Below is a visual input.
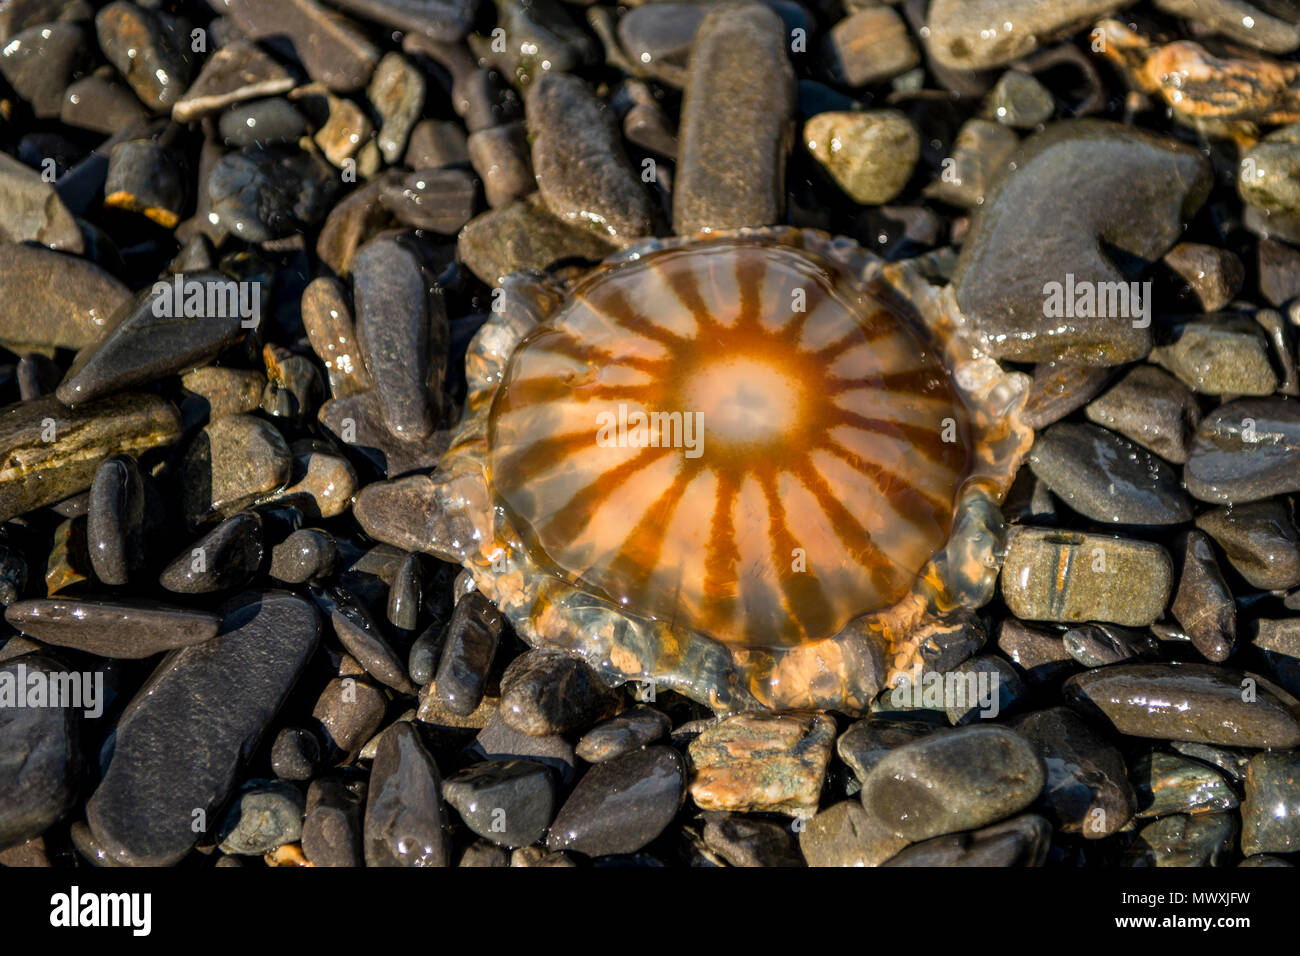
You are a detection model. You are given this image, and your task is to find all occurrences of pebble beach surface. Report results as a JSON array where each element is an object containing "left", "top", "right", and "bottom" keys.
[{"left": 1, "top": 0, "right": 1300, "bottom": 871}]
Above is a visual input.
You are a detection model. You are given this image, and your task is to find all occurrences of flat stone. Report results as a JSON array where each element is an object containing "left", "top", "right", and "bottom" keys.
[
  {"left": 313, "top": 586, "right": 416, "bottom": 695},
  {"left": 1185, "top": 398, "right": 1300, "bottom": 504},
  {"left": 1151, "top": 317, "right": 1277, "bottom": 396},
  {"left": 363, "top": 722, "right": 450, "bottom": 866},
  {"left": 1196, "top": 500, "right": 1300, "bottom": 590},
  {"left": 216, "top": 0, "right": 380, "bottom": 93},
  {"left": 1156, "top": 0, "right": 1300, "bottom": 52},
  {"left": 1027, "top": 422, "right": 1192, "bottom": 525},
  {"left": 527, "top": 71, "right": 655, "bottom": 242},
  {"left": 674, "top": 3, "right": 794, "bottom": 235},
  {"left": 443, "top": 759, "right": 557, "bottom": 848},
  {"left": 56, "top": 274, "right": 254, "bottom": 407},
  {"left": 0, "top": 394, "right": 180, "bottom": 522},
  {"left": 5, "top": 599, "right": 220, "bottom": 658},
  {"left": 953, "top": 120, "right": 1211, "bottom": 365},
  {"left": 1084, "top": 364, "right": 1199, "bottom": 464},
  {"left": 319, "top": 391, "right": 452, "bottom": 478},
  {"left": 352, "top": 238, "right": 435, "bottom": 441},
  {"left": 1000, "top": 526, "right": 1174, "bottom": 626},
  {"left": 172, "top": 39, "right": 296, "bottom": 123},
  {"left": 0, "top": 153, "right": 83, "bottom": 252},
  {"left": 181, "top": 367, "right": 265, "bottom": 424},
  {"left": 85, "top": 591, "right": 320, "bottom": 866},
  {"left": 927, "top": 0, "right": 1132, "bottom": 70},
  {"left": 687, "top": 713, "right": 835, "bottom": 817},
  {"left": 1064, "top": 663, "right": 1300, "bottom": 748},
  {"left": 824, "top": 6, "right": 919, "bottom": 86},
  {"left": 457, "top": 196, "right": 617, "bottom": 286},
  {"left": 271, "top": 726, "right": 322, "bottom": 781},
  {"left": 475, "top": 0, "right": 596, "bottom": 87},
  {"left": 546, "top": 746, "right": 683, "bottom": 857},
  {"left": 859, "top": 725, "right": 1045, "bottom": 842},
  {"left": 0, "top": 654, "right": 80, "bottom": 848}
]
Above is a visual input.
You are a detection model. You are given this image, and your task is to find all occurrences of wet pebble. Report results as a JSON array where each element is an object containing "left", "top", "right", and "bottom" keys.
[
  {"left": 575, "top": 705, "right": 671, "bottom": 763},
  {"left": 86, "top": 591, "right": 320, "bottom": 865},
  {"left": 546, "top": 745, "right": 684, "bottom": 857},
  {"left": 95, "top": 1, "right": 195, "bottom": 112},
  {"left": 673, "top": 3, "right": 794, "bottom": 235},
  {"left": 1084, "top": 365, "right": 1199, "bottom": 464},
  {"left": 1196, "top": 499, "right": 1300, "bottom": 590},
  {"left": 798, "top": 799, "right": 908, "bottom": 867},
  {"left": 1132, "top": 752, "right": 1238, "bottom": 818},
  {"left": 858, "top": 725, "right": 1045, "bottom": 842},
  {"left": 160, "top": 512, "right": 263, "bottom": 594},
  {"left": 217, "top": 779, "right": 305, "bottom": 855},
  {"left": 1241, "top": 749, "right": 1300, "bottom": 855},
  {"left": 1127, "top": 812, "right": 1237, "bottom": 866},
  {"left": 86, "top": 453, "right": 144, "bottom": 586},
  {"left": 1151, "top": 317, "right": 1277, "bottom": 396},
  {"left": 1011, "top": 707, "right": 1135, "bottom": 838},
  {"left": 1186, "top": 398, "right": 1300, "bottom": 504},
  {"left": 0, "top": 655, "right": 81, "bottom": 848},
  {"left": 434, "top": 591, "right": 502, "bottom": 716},
  {"left": 499, "top": 649, "right": 620, "bottom": 738},
  {"left": 5, "top": 599, "right": 220, "bottom": 658},
  {"left": 1064, "top": 663, "right": 1300, "bottom": 749},
  {"left": 823, "top": 6, "right": 919, "bottom": 87},
  {"left": 804, "top": 110, "right": 919, "bottom": 205},
  {"left": 1027, "top": 422, "right": 1191, "bottom": 525},
  {"left": 882, "top": 814, "right": 1053, "bottom": 866},
  {"left": 442, "top": 759, "right": 556, "bottom": 848},
  {"left": 363, "top": 722, "right": 450, "bottom": 866},
  {"left": 172, "top": 39, "right": 295, "bottom": 123},
  {"left": 687, "top": 713, "right": 835, "bottom": 817},
  {"left": 1000, "top": 527, "right": 1174, "bottom": 627},
  {"left": 702, "top": 815, "right": 803, "bottom": 868},
  {"left": 179, "top": 415, "right": 290, "bottom": 527}
]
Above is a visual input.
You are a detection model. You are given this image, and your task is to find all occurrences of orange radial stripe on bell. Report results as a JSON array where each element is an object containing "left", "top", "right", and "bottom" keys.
[{"left": 487, "top": 240, "right": 973, "bottom": 649}]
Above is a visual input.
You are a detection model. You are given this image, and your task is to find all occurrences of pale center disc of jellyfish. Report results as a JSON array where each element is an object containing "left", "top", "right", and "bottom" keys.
[{"left": 682, "top": 356, "right": 804, "bottom": 447}]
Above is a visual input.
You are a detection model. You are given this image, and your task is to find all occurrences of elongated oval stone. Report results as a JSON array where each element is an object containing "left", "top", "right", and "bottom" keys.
[
  {"left": 0, "top": 394, "right": 181, "bottom": 522},
  {"left": 86, "top": 591, "right": 320, "bottom": 866}
]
